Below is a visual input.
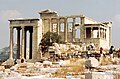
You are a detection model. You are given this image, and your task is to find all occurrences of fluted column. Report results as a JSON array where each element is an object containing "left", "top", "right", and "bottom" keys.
[
  {"left": 49, "top": 18, "right": 52, "bottom": 32},
  {"left": 72, "top": 18, "right": 75, "bottom": 42},
  {"left": 105, "top": 29, "right": 106, "bottom": 39},
  {"left": 98, "top": 27, "right": 100, "bottom": 38},
  {"left": 85, "top": 27, "right": 86, "bottom": 38},
  {"left": 24, "top": 29, "right": 27, "bottom": 59},
  {"left": 64, "top": 18, "right": 68, "bottom": 42},
  {"left": 57, "top": 18, "right": 60, "bottom": 35},
  {"left": 103, "top": 29, "right": 106, "bottom": 39},
  {"left": 21, "top": 27, "right": 25, "bottom": 59},
  {"left": 91, "top": 27, "right": 93, "bottom": 38},
  {"left": 9, "top": 27, "right": 14, "bottom": 59},
  {"left": 16, "top": 28, "right": 20, "bottom": 59},
  {"left": 109, "top": 27, "right": 112, "bottom": 47}
]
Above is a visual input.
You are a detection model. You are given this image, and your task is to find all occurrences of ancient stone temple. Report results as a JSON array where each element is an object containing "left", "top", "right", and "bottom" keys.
[
  {"left": 39, "top": 9, "right": 112, "bottom": 49},
  {"left": 6, "top": 9, "right": 112, "bottom": 63},
  {"left": 5, "top": 18, "right": 42, "bottom": 64}
]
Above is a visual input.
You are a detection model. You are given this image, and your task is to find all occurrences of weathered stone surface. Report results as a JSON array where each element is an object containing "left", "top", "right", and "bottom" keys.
[
  {"left": 85, "top": 57, "right": 99, "bottom": 68},
  {"left": 8, "top": 10, "right": 112, "bottom": 62},
  {"left": 2, "top": 59, "right": 14, "bottom": 66},
  {"left": 0, "top": 66, "right": 5, "bottom": 71}
]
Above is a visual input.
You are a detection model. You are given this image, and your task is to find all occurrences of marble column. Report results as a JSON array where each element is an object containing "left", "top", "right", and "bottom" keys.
[
  {"left": 21, "top": 27, "right": 25, "bottom": 59},
  {"left": 91, "top": 27, "right": 93, "bottom": 38},
  {"left": 24, "top": 29, "right": 27, "bottom": 59},
  {"left": 49, "top": 18, "right": 52, "bottom": 32},
  {"left": 72, "top": 18, "right": 75, "bottom": 42},
  {"left": 16, "top": 28, "right": 20, "bottom": 59},
  {"left": 103, "top": 29, "right": 106, "bottom": 39},
  {"left": 57, "top": 18, "right": 60, "bottom": 35},
  {"left": 105, "top": 29, "right": 106, "bottom": 39},
  {"left": 64, "top": 18, "right": 68, "bottom": 42},
  {"left": 85, "top": 27, "right": 86, "bottom": 38},
  {"left": 9, "top": 27, "right": 14, "bottom": 59},
  {"left": 109, "top": 27, "right": 112, "bottom": 47},
  {"left": 98, "top": 27, "right": 100, "bottom": 38}
]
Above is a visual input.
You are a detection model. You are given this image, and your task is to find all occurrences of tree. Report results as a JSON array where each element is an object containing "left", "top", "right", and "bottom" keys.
[{"left": 40, "top": 31, "right": 62, "bottom": 52}]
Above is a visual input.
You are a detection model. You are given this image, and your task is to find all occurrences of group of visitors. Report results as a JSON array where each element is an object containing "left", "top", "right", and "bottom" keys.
[
  {"left": 86, "top": 43, "right": 115, "bottom": 59},
  {"left": 99, "top": 46, "right": 115, "bottom": 58}
]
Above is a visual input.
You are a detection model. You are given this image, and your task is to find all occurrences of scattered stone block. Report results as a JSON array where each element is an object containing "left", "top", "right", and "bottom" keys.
[{"left": 0, "top": 66, "right": 5, "bottom": 71}]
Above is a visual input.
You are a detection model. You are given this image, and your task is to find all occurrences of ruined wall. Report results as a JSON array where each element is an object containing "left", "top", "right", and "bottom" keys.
[
  {"left": 38, "top": 19, "right": 43, "bottom": 46},
  {"left": 42, "top": 19, "right": 50, "bottom": 34}
]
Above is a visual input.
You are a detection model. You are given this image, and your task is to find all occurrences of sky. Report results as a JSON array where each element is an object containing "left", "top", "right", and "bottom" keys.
[{"left": 0, "top": 0, "right": 120, "bottom": 48}]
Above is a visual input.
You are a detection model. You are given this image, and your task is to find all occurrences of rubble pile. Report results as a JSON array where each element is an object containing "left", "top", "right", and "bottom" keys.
[{"left": 1, "top": 44, "right": 120, "bottom": 79}]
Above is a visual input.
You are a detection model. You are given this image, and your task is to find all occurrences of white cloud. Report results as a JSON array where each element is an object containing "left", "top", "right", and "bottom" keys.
[
  {"left": 0, "top": 10, "right": 21, "bottom": 21},
  {"left": 0, "top": 10, "right": 22, "bottom": 48}
]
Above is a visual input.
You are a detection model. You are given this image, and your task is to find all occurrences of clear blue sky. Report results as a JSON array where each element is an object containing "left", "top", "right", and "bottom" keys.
[{"left": 0, "top": 0, "right": 120, "bottom": 48}]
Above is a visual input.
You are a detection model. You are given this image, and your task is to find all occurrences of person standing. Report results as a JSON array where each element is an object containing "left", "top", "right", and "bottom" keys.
[
  {"left": 109, "top": 46, "right": 115, "bottom": 58},
  {"left": 100, "top": 47, "right": 103, "bottom": 54}
]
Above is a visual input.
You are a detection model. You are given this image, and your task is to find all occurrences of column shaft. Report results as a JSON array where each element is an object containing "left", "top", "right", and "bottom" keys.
[
  {"left": 72, "top": 18, "right": 75, "bottom": 42},
  {"left": 64, "top": 18, "right": 68, "bottom": 42},
  {"left": 21, "top": 27, "right": 25, "bottom": 59},
  {"left": 57, "top": 18, "right": 60, "bottom": 35},
  {"left": 49, "top": 18, "right": 52, "bottom": 32},
  {"left": 98, "top": 27, "right": 100, "bottom": 38},
  {"left": 85, "top": 27, "right": 86, "bottom": 38},
  {"left": 91, "top": 28, "right": 93, "bottom": 38},
  {"left": 24, "top": 29, "right": 27, "bottom": 59},
  {"left": 9, "top": 27, "right": 14, "bottom": 59}
]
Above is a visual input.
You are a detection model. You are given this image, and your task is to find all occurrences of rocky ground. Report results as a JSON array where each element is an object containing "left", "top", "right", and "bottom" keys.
[{"left": 0, "top": 55, "right": 120, "bottom": 79}]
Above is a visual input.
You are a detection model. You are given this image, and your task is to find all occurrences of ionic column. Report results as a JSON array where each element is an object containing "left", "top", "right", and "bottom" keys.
[
  {"left": 103, "top": 29, "right": 106, "bottom": 39},
  {"left": 72, "top": 18, "right": 75, "bottom": 42},
  {"left": 64, "top": 18, "right": 68, "bottom": 42},
  {"left": 85, "top": 27, "right": 86, "bottom": 38},
  {"left": 105, "top": 29, "right": 106, "bottom": 39},
  {"left": 109, "top": 27, "right": 112, "bottom": 47},
  {"left": 49, "top": 18, "right": 52, "bottom": 32},
  {"left": 9, "top": 27, "right": 14, "bottom": 59},
  {"left": 91, "top": 27, "right": 93, "bottom": 38},
  {"left": 98, "top": 27, "right": 100, "bottom": 38},
  {"left": 24, "top": 29, "right": 27, "bottom": 59},
  {"left": 57, "top": 18, "right": 60, "bottom": 35},
  {"left": 16, "top": 28, "right": 20, "bottom": 59},
  {"left": 21, "top": 27, "right": 25, "bottom": 59}
]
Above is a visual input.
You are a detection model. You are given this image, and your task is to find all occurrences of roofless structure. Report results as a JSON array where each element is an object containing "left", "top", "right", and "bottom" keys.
[{"left": 5, "top": 9, "right": 112, "bottom": 64}]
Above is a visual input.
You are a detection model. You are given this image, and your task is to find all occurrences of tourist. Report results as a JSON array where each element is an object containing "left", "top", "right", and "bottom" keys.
[
  {"left": 100, "top": 47, "right": 103, "bottom": 54},
  {"left": 109, "top": 46, "right": 115, "bottom": 58}
]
